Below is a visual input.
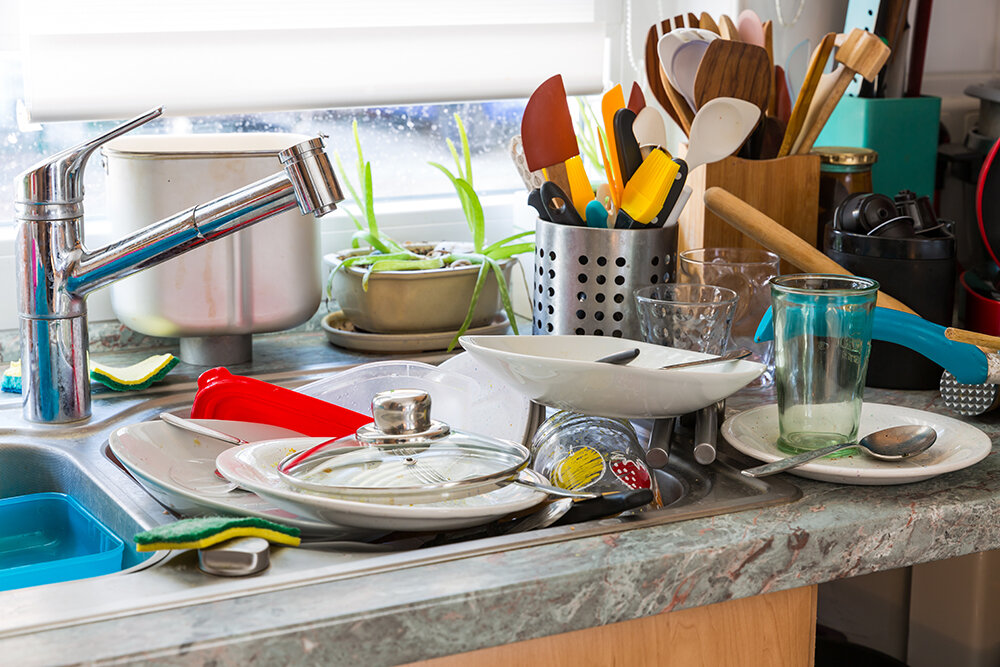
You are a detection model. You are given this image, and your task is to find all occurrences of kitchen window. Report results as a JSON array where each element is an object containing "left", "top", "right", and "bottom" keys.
[{"left": 0, "top": 0, "right": 627, "bottom": 328}]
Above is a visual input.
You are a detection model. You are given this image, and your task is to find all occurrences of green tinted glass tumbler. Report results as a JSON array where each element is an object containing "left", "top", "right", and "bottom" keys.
[{"left": 771, "top": 274, "right": 879, "bottom": 455}]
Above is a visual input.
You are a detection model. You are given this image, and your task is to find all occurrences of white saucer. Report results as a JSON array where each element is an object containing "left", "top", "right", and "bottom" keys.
[
  {"left": 321, "top": 311, "right": 510, "bottom": 353},
  {"left": 215, "top": 438, "right": 549, "bottom": 532},
  {"left": 721, "top": 403, "right": 991, "bottom": 485},
  {"left": 109, "top": 418, "right": 375, "bottom": 537}
]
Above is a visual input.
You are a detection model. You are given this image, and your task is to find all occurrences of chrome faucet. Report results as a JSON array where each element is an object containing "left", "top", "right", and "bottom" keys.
[{"left": 14, "top": 107, "right": 344, "bottom": 423}]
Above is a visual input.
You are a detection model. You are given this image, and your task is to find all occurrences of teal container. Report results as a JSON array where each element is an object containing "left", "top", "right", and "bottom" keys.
[
  {"left": 0, "top": 492, "right": 125, "bottom": 591},
  {"left": 815, "top": 96, "right": 941, "bottom": 197}
]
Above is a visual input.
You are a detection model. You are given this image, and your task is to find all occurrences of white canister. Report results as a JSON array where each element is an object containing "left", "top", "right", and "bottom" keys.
[{"left": 102, "top": 133, "right": 321, "bottom": 361}]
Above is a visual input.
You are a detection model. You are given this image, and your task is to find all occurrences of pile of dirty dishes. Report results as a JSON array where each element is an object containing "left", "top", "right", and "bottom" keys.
[{"left": 110, "top": 355, "right": 546, "bottom": 536}]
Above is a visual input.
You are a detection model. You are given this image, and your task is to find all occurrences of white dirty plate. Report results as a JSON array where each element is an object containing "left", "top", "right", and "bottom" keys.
[
  {"left": 459, "top": 334, "right": 764, "bottom": 418},
  {"left": 215, "top": 438, "right": 549, "bottom": 532},
  {"left": 109, "top": 418, "right": 373, "bottom": 537},
  {"left": 721, "top": 403, "right": 991, "bottom": 485}
]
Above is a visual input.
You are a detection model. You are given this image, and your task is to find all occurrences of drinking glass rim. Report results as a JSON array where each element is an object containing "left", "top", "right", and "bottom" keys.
[
  {"left": 634, "top": 283, "right": 739, "bottom": 306},
  {"left": 770, "top": 273, "right": 879, "bottom": 295},
  {"left": 679, "top": 247, "right": 781, "bottom": 267}
]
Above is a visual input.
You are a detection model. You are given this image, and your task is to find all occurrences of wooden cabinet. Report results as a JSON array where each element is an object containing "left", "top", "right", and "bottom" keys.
[{"left": 408, "top": 585, "right": 817, "bottom": 667}]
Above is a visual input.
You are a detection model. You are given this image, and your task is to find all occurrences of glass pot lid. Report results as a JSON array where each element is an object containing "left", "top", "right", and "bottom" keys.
[{"left": 276, "top": 389, "right": 531, "bottom": 504}]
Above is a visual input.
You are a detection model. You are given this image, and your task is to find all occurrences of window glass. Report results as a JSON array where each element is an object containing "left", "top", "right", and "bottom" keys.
[{"left": 0, "top": 53, "right": 527, "bottom": 224}]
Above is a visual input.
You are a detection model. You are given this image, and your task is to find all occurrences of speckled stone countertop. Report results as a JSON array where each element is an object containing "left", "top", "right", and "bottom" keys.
[{"left": 4, "top": 321, "right": 1000, "bottom": 666}]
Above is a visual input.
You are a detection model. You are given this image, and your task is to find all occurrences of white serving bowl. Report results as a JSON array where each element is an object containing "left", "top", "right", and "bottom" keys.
[{"left": 459, "top": 335, "right": 764, "bottom": 419}]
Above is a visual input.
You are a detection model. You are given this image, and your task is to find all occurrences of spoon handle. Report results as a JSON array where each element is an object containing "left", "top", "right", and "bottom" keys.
[
  {"left": 741, "top": 441, "right": 856, "bottom": 477},
  {"left": 159, "top": 412, "right": 248, "bottom": 446}
]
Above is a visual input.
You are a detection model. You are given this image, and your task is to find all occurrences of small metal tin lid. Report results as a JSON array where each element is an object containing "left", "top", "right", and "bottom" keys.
[
  {"left": 198, "top": 537, "right": 270, "bottom": 577},
  {"left": 812, "top": 146, "right": 879, "bottom": 166}
]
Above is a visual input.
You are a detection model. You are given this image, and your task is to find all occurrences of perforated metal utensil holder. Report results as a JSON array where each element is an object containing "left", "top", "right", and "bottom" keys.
[{"left": 533, "top": 219, "right": 678, "bottom": 340}]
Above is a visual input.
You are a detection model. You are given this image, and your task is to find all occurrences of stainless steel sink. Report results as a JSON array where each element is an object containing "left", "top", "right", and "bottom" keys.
[{"left": 0, "top": 361, "right": 800, "bottom": 640}]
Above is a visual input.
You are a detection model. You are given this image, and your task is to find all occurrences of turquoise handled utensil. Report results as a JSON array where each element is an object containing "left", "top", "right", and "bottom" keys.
[{"left": 754, "top": 306, "right": 991, "bottom": 385}]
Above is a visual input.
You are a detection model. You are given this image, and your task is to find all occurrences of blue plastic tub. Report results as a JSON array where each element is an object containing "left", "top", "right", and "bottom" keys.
[{"left": 0, "top": 492, "right": 125, "bottom": 591}]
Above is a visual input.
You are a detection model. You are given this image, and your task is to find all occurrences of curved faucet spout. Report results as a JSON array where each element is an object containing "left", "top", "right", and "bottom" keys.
[{"left": 15, "top": 125, "right": 343, "bottom": 424}]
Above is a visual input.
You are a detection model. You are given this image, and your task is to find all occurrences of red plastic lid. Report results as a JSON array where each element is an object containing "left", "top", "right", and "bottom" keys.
[{"left": 190, "top": 368, "right": 373, "bottom": 437}]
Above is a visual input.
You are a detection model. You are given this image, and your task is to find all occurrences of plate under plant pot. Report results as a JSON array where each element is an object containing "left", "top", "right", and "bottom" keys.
[
  {"left": 325, "top": 243, "right": 515, "bottom": 335},
  {"left": 321, "top": 311, "right": 510, "bottom": 354}
]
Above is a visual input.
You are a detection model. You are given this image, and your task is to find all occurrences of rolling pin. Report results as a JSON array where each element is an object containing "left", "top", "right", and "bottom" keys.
[
  {"left": 701, "top": 187, "right": 917, "bottom": 314},
  {"left": 703, "top": 186, "right": 1000, "bottom": 415}
]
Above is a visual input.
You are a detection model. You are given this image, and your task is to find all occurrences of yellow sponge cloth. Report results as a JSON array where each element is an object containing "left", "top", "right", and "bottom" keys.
[
  {"left": 3, "top": 354, "right": 179, "bottom": 393},
  {"left": 90, "top": 354, "right": 179, "bottom": 391},
  {"left": 134, "top": 517, "right": 301, "bottom": 552}
]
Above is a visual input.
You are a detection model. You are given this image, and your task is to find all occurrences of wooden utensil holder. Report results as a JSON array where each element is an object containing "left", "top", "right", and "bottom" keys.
[{"left": 679, "top": 154, "right": 820, "bottom": 273}]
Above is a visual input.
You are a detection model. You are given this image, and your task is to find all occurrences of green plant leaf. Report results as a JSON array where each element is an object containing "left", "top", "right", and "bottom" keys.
[
  {"left": 352, "top": 230, "right": 391, "bottom": 255},
  {"left": 455, "top": 113, "right": 472, "bottom": 189},
  {"left": 352, "top": 119, "right": 365, "bottom": 189},
  {"left": 333, "top": 150, "right": 364, "bottom": 224},
  {"left": 481, "top": 230, "right": 535, "bottom": 255},
  {"left": 370, "top": 257, "right": 446, "bottom": 272},
  {"left": 427, "top": 162, "right": 484, "bottom": 251},
  {"left": 446, "top": 138, "right": 463, "bottom": 181},
  {"left": 363, "top": 162, "right": 377, "bottom": 240},
  {"left": 361, "top": 262, "right": 375, "bottom": 291},
  {"left": 447, "top": 261, "right": 491, "bottom": 352},
  {"left": 486, "top": 242, "right": 535, "bottom": 260},
  {"left": 484, "top": 255, "right": 519, "bottom": 335},
  {"left": 343, "top": 208, "right": 364, "bottom": 232}
]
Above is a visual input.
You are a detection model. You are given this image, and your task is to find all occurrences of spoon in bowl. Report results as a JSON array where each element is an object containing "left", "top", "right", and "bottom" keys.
[{"left": 741, "top": 425, "right": 938, "bottom": 478}]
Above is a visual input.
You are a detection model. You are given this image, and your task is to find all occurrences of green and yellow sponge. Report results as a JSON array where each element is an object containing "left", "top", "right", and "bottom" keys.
[
  {"left": 134, "top": 516, "right": 302, "bottom": 552},
  {"left": 90, "top": 353, "right": 179, "bottom": 391},
  {"left": 2, "top": 353, "right": 179, "bottom": 394}
]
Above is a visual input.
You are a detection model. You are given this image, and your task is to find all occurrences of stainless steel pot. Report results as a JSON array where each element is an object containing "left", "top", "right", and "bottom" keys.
[{"left": 102, "top": 133, "right": 322, "bottom": 364}]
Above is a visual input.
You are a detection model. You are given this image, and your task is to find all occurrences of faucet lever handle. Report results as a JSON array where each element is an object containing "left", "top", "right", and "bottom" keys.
[{"left": 17, "top": 106, "right": 163, "bottom": 207}]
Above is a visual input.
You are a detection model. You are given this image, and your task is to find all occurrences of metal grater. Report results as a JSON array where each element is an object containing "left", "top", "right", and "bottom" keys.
[
  {"left": 533, "top": 219, "right": 677, "bottom": 340},
  {"left": 939, "top": 371, "right": 1000, "bottom": 416}
]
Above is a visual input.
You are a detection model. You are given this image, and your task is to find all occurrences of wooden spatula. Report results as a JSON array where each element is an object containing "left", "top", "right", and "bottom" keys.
[
  {"left": 778, "top": 32, "right": 836, "bottom": 157},
  {"left": 520, "top": 75, "right": 593, "bottom": 215},
  {"left": 644, "top": 22, "right": 684, "bottom": 131},
  {"left": 793, "top": 29, "right": 891, "bottom": 155},
  {"left": 693, "top": 40, "right": 770, "bottom": 113}
]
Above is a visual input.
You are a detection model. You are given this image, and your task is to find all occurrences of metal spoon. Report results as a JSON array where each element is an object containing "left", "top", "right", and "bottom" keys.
[
  {"left": 159, "top": 412, "right": 247, "bottom": 490},
  {"left": 741, "top": 425, "right": 938, "bottom": 478},
  {"left": 159, "top": 412, "right": 249, "bottom": 445},
  {"left": 659, "top": 348, "right": 751, "bottom": 370}
]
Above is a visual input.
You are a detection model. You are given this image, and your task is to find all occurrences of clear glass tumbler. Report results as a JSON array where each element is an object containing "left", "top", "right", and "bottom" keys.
[
  {"left": 634, "top": 284, "right": 739, "bottom": 354},
  {"left": 678, "top": 248, "right": 780, "bottom": 386},
  {"left": 770, "top": 274, "right": 879, "bottom": 455}
]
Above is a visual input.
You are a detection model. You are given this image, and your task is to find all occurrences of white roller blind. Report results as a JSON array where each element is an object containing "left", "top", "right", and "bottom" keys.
[{"left": 20, "top": 0, "right": 613, "bottom": 122}]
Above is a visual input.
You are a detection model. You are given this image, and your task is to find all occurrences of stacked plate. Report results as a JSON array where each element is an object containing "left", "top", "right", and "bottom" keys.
[{"left": 110, "top": 354, "right": 543, "bottom": 535}]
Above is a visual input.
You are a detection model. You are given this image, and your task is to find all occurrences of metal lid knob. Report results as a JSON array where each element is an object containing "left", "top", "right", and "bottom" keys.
[{"left": 357, "top": 389, "right": 450, "bottom": 445}]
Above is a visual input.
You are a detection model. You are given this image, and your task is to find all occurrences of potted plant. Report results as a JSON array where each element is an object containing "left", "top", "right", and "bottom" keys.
[{"left": 326, "top": 115, "right": 533, "bottom": 349}]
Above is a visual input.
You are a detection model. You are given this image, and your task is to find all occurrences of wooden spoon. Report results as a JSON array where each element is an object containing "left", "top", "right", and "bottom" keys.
[
  {"left": 698, "top": 12, "right": 720, "bottom": 35},
  {"left": 763, "top": 20, "right": 775, "bottom": 117},
  {"left": 718, "top": 14, "right": 740, "bottom": 41},
  {"left": 693, "top": 40, "right": 770, "bottom": 113},
  {"left": 778, "top": 33, "right": 835, "bottom": 157},
  {"left": 644, "top": 21, "right": 684, "bottom": 131},
  {"left": 793, "top": 29, "right": 891, "bottom": 154}
]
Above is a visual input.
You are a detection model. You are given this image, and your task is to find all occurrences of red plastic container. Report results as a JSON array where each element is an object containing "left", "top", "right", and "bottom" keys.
[{"left": 190, "top": 368, "right": 373, "bottom": 437}]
